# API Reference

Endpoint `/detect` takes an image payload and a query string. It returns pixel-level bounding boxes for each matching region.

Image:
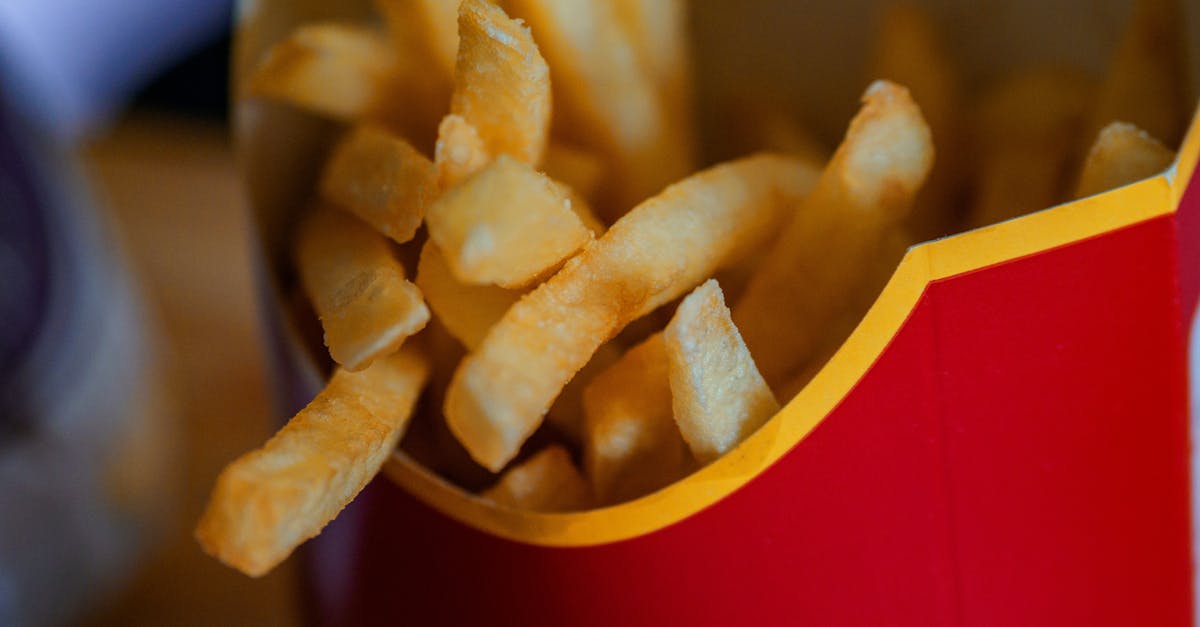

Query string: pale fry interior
[295,207,430,371]
[196,346,429,576]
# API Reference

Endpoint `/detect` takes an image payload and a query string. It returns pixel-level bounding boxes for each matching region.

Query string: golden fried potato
[666,280,777,463]
[543,141,609,207]
[446,153,819,471]
[374,0,461,80]
[451,0,551,166]
[196,346,429,576]
[734,81,933,390]
[870,2,965,239]
[1075,121,1175,199]
[425,155,592,288]
[246,22,404,122]
[434,114,490,189]
[1089,0,1188,150]
[414,242,523,350]
[319,124,439,244]
[545,342,621,445]
[506,0,695,214]
[295,207,430,370]
[480,445,592,511]
[967,68,1094,227]
[582,334,692,504]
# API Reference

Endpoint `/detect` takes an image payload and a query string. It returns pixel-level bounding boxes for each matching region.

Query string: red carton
[235,0,1200,624]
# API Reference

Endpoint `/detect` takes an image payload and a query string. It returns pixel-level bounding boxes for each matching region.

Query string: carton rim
[378,110,1200,547]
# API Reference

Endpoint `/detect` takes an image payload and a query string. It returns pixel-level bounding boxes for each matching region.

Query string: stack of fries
[198,0,1189,577]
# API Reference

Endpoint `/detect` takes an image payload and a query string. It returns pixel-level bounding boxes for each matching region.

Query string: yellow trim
[383,110,1200,547]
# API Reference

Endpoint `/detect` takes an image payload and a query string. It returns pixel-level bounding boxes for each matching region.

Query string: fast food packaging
[235,0,1200,624]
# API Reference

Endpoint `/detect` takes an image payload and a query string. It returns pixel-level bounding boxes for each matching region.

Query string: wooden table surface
[79,114,301,626]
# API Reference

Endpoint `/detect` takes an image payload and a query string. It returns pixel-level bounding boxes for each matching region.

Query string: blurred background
[0,1,301,624]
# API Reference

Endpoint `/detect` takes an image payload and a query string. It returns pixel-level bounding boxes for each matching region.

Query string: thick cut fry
[734,81,933,390]
[1089,0,1188,150]
[870,2,965,239]
[415,242,522,350]
[435,114,490,189]
[583,335,692,504]
[480,445,592,511]
[1076,121,1176,199]
[446,154,819,471]
[425,154,592,288]
[196,346,429,576]
[543,141,608,206]
[968,68,1093,227]
[506,0,694,212]
[666,280,778,463]
[320,125,439,244]
[247,23,405,122]
[451,0,551,166]
[295,207,430,370]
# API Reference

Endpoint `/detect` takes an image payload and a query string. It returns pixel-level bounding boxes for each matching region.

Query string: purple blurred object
[0,0,233,140]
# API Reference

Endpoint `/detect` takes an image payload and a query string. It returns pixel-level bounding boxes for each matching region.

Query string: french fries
[734,81,933,390]
[481,445,592,511]
[295,206,429,370]
[450,0,552,166]
[583,335,691,504]
[196,346,429,576]
[446,154,820,471]
[666,280,777,463]
[425,155,592,288]
[415,242,522,350]
[505,0,695,213]
[246,23,406,123]
[320,124,439,244]
[1076,121,1176,199]
[203,0,1195,579]
[967,68,1093,227]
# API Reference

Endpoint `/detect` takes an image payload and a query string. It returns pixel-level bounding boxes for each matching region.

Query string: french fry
[246,22,406,122]
[374,0,461,81]
[451,0,552,166]
[196,346,430,576]
[446,153,819,471]
[1089,0,1188,150]
[319,124,439,244]
[505,0,694,213]
[425,155,592,288]
[543,141,609,207]
[295,207,430,370]
[480,445,592,511]
[583,335,692,504]
[1075,121,1175,199]
[435,114,490,189]
[967,67,1093,227]
[734,81,933,390]
[415,242,523,350]
[666,280,778,463]
[870,2,965,239]
[545,342,621,445]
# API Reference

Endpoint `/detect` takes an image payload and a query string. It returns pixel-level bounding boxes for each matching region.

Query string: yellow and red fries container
[238,0,1200,624]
